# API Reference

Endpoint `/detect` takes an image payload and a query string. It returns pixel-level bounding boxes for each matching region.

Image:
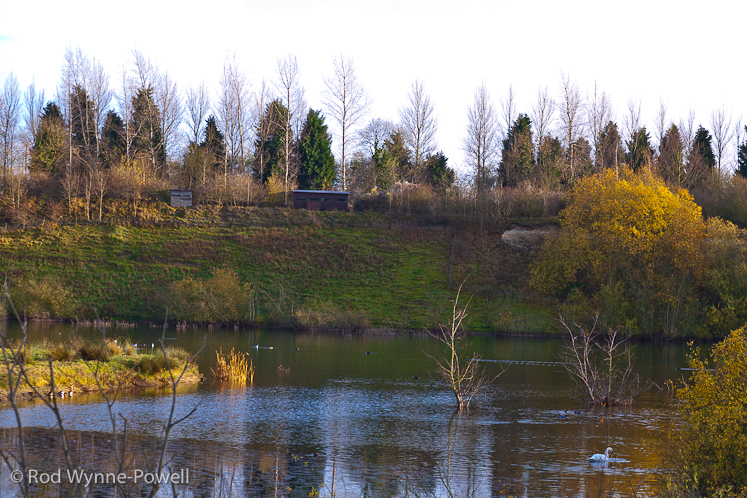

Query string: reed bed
[211,348,254,385]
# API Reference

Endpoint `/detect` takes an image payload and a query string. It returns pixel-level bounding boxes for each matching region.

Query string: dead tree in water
[560,313,647,406]
[427,282,504,410]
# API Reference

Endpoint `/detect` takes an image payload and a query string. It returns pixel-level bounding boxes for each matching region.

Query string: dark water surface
[0,324,691,497]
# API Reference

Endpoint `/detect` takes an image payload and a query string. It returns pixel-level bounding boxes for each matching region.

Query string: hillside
[0,205,558,334]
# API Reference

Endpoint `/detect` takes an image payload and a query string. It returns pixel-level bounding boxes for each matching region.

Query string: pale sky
[1,0,745,174]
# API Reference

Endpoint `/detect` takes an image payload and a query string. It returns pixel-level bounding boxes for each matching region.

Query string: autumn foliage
[531,169,706,336]
[665,329,747,496]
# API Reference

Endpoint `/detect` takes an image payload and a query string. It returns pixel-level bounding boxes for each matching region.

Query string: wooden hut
[170,189,193,207]
[291,190,349,211]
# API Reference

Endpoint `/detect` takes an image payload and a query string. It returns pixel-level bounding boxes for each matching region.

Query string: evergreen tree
[500,114,534,187]
[573,137,593,177]
[598,121,623,171]
[423,151,454,192]
[201,115,225,162]
[131,87,166,174]
[691,125,716,169]
[253,99,287,184]
[70,85,97,156]
[100,110,125,168]
[658,124,685,185]
[298,109,336,190]
[383,130,412,183]
[30,102,66,174]
[626,127,654,172]
[737,126,747,179]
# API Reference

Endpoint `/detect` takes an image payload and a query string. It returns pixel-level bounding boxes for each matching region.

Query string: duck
[589,447,613,462]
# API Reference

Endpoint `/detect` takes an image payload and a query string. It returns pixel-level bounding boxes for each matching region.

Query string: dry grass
[211,347,253,385]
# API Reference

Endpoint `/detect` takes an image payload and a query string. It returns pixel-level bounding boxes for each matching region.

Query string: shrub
[166,269,258,324]
[699,218,747,338]
[136,353,168,376]
[531,169,706,337]
[11,276,79,320]
[77,341,112,362]
[48,341,78,362]
[665,329,747,496]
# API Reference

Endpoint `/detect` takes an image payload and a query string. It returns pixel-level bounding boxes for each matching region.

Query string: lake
[0,323,692,497]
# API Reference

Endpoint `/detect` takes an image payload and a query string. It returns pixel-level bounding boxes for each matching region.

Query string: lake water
[0,324,693,497]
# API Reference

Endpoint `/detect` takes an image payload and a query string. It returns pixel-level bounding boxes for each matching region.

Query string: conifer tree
[500,114,534,186]
[737,126,747,179]
[253,99,287,184]
[298,109,335,190]
[30,102,66,174]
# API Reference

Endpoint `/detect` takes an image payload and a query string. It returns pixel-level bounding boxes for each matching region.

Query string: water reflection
[0,324,687,497]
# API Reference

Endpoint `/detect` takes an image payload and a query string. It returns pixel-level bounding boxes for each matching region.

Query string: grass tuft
[211,347,253,384]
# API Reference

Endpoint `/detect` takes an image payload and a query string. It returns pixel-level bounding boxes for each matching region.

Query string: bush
[693,174,747,228]
[531,168,706,337]
[166,269,258,324]
[48,341,78,362]
[295,299,370,330]
[10,276,79,320]
[701,218,747,338]
[77,341,111,362]
[665,329,747,496]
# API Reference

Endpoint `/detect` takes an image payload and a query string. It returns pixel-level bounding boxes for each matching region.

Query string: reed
[211,347,253,385]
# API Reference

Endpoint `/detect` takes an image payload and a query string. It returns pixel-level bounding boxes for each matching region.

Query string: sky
[1,0,745,175]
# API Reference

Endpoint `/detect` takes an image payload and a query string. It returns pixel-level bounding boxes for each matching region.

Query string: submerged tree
[559,313,646,406]
[427,282,504,410]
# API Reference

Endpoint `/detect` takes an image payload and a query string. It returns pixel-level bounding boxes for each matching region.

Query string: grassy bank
[0,205,559,333]
[0,337,201,398]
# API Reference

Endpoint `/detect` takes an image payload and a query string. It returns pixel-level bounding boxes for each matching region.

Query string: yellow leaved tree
[664,329,747,496]
[531,168,705,336]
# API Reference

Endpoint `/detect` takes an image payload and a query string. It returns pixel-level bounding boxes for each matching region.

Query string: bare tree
[463,83,500,192]
[60,47,113,178]
[710,106,734,174]
[624,97,643,147]
[275,54,306,201]
[1,72,22,177]
[219,54,252,180]
[427,281,504,410]
[557,72,584,182]
[358,118,394,157]
[532,86,554,153]
[186,81,210,144]
[131,49,182,176]
[23,79,44,147]
[653,99,668,152]
[501,84,517,138]
[156,71,182,161]
[678,108,697,152]
[399,79,438,182]
[587,82,613,171]
[116,63,138,163]
[323,55,370,191]
[251,78,273,183]
[559,313,647,406]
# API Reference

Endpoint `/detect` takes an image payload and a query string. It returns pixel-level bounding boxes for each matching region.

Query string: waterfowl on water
[589,447,613,462]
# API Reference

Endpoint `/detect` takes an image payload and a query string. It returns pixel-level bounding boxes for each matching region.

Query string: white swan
[589,447,613,462]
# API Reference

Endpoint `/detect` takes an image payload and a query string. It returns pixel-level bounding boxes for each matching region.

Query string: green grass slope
[0,207,556,333]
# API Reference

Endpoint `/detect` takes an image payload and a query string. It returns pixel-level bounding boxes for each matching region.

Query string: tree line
[1,48,747,223]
